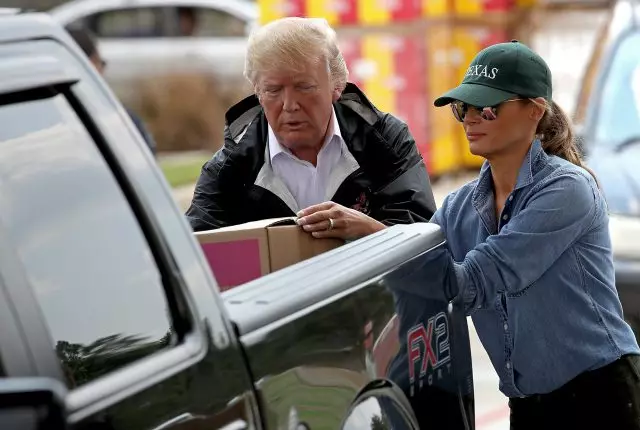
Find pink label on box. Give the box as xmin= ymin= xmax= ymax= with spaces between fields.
xmin=201 ymin=239 xmax=262 ymax=291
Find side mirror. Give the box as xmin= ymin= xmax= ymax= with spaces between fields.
xmin=0 ymin=377 xmax=68 ymax=430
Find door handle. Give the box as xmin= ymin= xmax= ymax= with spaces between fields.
xmin=219 ymin=419 xmax=248 ymax=430
xmin=152 ymin=413 xmax=248 ymax=430
xmin=151 ymin=412 xmax=207 ymax=430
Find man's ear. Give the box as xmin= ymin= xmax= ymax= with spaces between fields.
xmin=332 ymin=87 xmax=343 ymax=102
xmin=255 ymin=86 xmax=263 ymax=105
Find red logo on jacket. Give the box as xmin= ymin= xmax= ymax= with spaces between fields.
xmin=351 ymin=191 xmax=370 ymax=214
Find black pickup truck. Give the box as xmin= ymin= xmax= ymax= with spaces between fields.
xmin=0 ymin=11 xmax=474 ymax=430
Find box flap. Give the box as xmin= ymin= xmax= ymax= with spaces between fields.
xmin=266 ymin=217 xmax=298 ymax=227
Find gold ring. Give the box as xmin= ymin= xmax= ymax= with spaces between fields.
xmin=328 ymin=218 xmax=334 ymax=230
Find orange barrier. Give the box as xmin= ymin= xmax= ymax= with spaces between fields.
xmin=259 ymin=0 xmax=535 ymax=25
xmin=452 ymin=26 xmax=508 ymax=169
xmin=339 ymin=30 xmax=463 ymax=177
xmin=260 ymin=0 xmax=444 ymax=26
xmin=257 ymin=1 xmax=530 ymax=177
xmin=425 ymin=26 xmax=463 ymax=176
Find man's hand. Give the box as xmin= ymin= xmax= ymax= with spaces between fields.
xmin=296 ymin=201 xmax=386 ymax=240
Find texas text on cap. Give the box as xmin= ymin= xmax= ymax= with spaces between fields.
xmin=433 ymin=40 xmax=553 ymax=108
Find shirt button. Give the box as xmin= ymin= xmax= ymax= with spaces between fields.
xmin=508 ymin=195 xmax=514 ymax=201
xmin=504 ymin=323 xmax=509 ymax=331
xmin=506 ymin=362 xmax=511 ymax=369
xmin=502 ymin=214 xmax=509 ymax=221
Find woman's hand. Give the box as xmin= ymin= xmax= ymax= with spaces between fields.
xmin=296 ymin=201 xmax=386 ymax=240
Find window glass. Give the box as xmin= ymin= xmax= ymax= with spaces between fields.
xmin=176 ymin=7 xmax=246 ymax=37
xmin=594 ymin=31 xmax=640 ymax=147
xmin=94 ymin=8 xmax=164 ymax=38
xmin=0 ymin=93 xmax=174 ymax=389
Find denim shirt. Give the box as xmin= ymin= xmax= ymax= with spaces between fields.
xmin=431 ymin=139 xmax=640 ymax=398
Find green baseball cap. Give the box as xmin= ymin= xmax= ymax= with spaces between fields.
xmin=433 ymin=40 xmax=552 ymax=107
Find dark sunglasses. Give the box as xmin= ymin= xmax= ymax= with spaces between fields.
xmin=451 ymin=98 xmax=523 ymax=122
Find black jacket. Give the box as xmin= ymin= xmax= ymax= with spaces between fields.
xmin=127 ymin=108 xmax=157 ymax=156
xmin=186 ymin=83 xmax=436 ymax=232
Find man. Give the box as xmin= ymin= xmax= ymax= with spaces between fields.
xmin=186 ymin=17 xmax=436 ymax=240
xmin=67 ymin=27 xmax=158 ymax=156
xmin=177 ymin=7 xmax=197 ymax=37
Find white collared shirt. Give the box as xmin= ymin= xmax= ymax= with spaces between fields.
xmin=268 ymin=108 xmax=345 ymax=210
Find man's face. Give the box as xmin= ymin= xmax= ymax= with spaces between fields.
xmin=257 ymin=57 xmax=341 ymax=151
xmin=179 ymin=11 xmax=196 ymax=36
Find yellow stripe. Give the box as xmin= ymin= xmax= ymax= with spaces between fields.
xmin=423 ymin=0 xmax=449 ymax=17
xmin=358 ymin=0 xmax=390 ymax=25
xmin=306 ymin=0 xmax=339 ymax=25
xmin=516 ymin=0 xmax=537 ymax=8
xmin=361 ymin=34 xmax=396 ymax=114
xmin=453 ymin=27 xmax=484 ymax=168
xmin=259 ymin=0 xmax=285 ymax=25
xmin=453 ymin=0 xmax=482 ymax=15
xmin=426 ymin=26 xmax=461 ymax=175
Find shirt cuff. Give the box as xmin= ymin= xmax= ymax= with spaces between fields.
xmin=454 ymin=262 xmax=478 ymax=313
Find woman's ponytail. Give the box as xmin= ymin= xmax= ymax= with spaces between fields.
xmin=536 ymin=100 xmax=599 ymax=184
xmin=536 ymin=101 xmax=580 ymax=164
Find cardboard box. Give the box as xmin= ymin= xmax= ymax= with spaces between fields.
xmin=195 ymin=217 xmax=344 ymax=291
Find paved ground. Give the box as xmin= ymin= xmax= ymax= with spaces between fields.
xmin=170 ymin=171 xmax=510 ymax=429
xmin=470 ymin=322 xmax=510 ymax=430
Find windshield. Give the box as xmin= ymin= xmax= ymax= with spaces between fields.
xmin=594 ymin=31 xmax=640 ymax=147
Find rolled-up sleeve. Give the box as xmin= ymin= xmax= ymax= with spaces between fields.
xmin=455 ymin=172 xmax=599 ymax=313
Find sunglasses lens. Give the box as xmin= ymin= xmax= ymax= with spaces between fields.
xmin=451 ymin=102 xmax=502 ymax=121
xmin=481 ymin=107 xmax=497 ymax=121
xmin=451 ymin=103 xmax=464 ymax=122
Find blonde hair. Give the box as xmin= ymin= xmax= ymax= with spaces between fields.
xmin=243 ymin=17 xmax=349 ymax=94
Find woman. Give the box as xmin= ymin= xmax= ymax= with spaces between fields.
xmin=431 ymin=40 xmax=640 ymax=429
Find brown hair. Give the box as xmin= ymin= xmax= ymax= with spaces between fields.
xmin=535 ymin=100 xmax=599 ymax=184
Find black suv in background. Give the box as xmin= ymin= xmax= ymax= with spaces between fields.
xmin=0 ymin=10 xmax=474 ymax=430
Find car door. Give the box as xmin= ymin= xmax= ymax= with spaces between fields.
xmin=0 ymin=36 xmax=259 ymax=430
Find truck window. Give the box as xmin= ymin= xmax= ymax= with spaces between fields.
xmin=0 ymin=92 xmax=174 ymax=389
xmin=594 ymin=30 xmax=640 ymax=147
xmin=175 ymin=7 xmax=247 ymax=38
xmin=93 ymin=7 xmax=164 ymax=38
